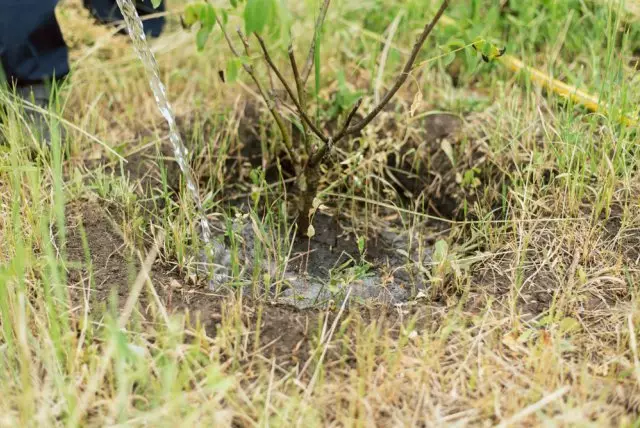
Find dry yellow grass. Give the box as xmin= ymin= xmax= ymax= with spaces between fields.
xmin=0 ymin=0 xmax=639 ymax=426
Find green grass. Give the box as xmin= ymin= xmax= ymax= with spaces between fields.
xmin=1 ymin=0 xmax=640 ymax=425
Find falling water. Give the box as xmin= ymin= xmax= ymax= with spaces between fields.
xmin=115 ymin=0 xmax=227 ymax=285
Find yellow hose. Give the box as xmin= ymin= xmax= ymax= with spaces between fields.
xmin=438 ymin=14 xmax=638 ymax=126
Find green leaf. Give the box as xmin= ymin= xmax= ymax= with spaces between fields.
xmin=200 ymin=4 xmax=216 ymax=29
xmin=151 ymin=0 xmax=162 ymax=9
xmin=183 ymin=3 xmax=216 ymax=31
xmin=226 ymin=58 xmax=241 ymax=82
xmin=230 ymin=0 xmax=238 ymax=7
xmin=201 ymin=4 xmax=217 ymax=30
xmin=472 ymin=40 xmax=506 ymax=63
xmin=445 ymin=38 xmax=466 ymax=50
xmin=196 ymin=27 xmax=211 ymax=51
xmin=244 ymin=0 xmax=270 ymax=34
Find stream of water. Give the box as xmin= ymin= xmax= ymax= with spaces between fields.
xmin=115 ymin=0 xmax=227 ymax=285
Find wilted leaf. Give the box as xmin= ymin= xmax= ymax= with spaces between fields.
xmin=307 ymin=224 xmax=316 ymax=238
xmin=441 ymin=139 xmax=455 ymax=166
xmin=472 ymin=40 xmax=506 ymax=63
xmin=395 ymin=249 xmax=409 ymax=259
xmin=415 ymin=290 xmax=429 ymax=300
xmin=410 ymin=91 xmax=422 ymax=117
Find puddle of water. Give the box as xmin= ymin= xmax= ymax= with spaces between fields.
xmin=115 ymin=0 xmax=228 ymax=286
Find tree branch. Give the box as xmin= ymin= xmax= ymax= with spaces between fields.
xmin=301 ymin=0 xmax=331 ymax=85
xmin=215 ymin=16 xmax=297 ymax=164
xmin=333 ymin=0 xmax=449 ymax=143
xmin=288 ymin=44 xmax=305 ymax=107
xmin=255 ymin=34 xmax=329 ymax=144
xmin=339 ymin=97 xmax=363 ymax=136
xmin=288 ymin=43 xmax=311 ymax=155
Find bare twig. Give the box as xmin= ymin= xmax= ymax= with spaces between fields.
xmin=333 ymin=0 xmax=449 ymax=143
xmin=336 ymin=97 xmax=362 ymax=142
xmin=288 ymin=44 xmax=305 ymax=107
xmin=255 ymin=34 xmax=329 ymax=144
xmin=301 ymin=0 xmax=331 ymax=84
xmin=236 ymin=27 xmax=251 ymax=53
xmin=288 ymin=43 xmax=311 ymax=155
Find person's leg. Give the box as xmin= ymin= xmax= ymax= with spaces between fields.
xmin=0 ymin=0 xmax=69 ymax=90
xmin=83 ymin=0 xmax=166 ymax=37
xmin=0 ymin=0 xmax=67 ymax=146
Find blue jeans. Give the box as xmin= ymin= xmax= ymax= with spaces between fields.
xmin=0 ymin=0 xmax=165 ymax=85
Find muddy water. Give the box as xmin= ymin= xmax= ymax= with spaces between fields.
xmin=237 ymin=216 xmax=432 ymax=309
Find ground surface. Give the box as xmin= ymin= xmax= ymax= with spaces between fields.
xmin=1 ymin=0 xmax=640 ymax=426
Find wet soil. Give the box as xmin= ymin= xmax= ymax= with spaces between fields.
xmin=68 ymin=99 xmax=591 ymax=361
xmin=83 ymin=104 xmax=480 ymax=305
xmin=65 ymin=200 xmax=446 ymax=366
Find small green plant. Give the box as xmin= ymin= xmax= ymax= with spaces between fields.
xmin=182 ymin=0 xmax=450 ymax=237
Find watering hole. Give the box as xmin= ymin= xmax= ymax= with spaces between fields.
xmin=73 ymin=100 xmax=506 ymax=311
xmin=102 ymin=1 xmax=493 ymax=309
